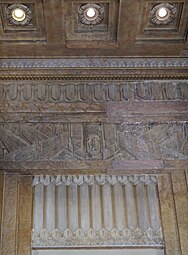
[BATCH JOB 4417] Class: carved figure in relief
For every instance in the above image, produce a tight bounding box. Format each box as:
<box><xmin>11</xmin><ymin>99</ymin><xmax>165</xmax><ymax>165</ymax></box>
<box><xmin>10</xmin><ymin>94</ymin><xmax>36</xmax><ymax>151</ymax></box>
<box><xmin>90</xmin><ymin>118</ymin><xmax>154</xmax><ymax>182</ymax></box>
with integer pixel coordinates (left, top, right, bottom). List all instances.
<box><xmin>87</xmin><ymin>134</ymin><xmax>101</xmax><ymax>157</ymax></box>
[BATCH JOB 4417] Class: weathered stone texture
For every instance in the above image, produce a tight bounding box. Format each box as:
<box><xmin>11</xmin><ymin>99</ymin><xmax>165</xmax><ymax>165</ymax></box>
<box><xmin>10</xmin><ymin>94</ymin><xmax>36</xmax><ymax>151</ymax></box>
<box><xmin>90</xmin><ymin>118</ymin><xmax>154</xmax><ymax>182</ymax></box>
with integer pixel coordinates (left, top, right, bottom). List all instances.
<box><xmin>0</xmin><ymin>123</ymin><xmax>187</xmax><ymax>163</ymax></box>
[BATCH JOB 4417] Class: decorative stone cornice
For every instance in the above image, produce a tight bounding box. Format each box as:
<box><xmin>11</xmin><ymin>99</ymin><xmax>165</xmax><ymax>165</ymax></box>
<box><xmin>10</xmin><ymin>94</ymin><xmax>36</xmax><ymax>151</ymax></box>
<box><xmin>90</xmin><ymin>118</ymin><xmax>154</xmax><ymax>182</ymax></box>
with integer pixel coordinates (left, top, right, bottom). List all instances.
<box><xmin>0</xmin><ymin>74</ymin><xmax>188</xmax><ymax>80</ymax></box>
<box><xmin>0</xmin><ymin>58</ymin><xmax>187</xmax><ymax>69</ymax></box>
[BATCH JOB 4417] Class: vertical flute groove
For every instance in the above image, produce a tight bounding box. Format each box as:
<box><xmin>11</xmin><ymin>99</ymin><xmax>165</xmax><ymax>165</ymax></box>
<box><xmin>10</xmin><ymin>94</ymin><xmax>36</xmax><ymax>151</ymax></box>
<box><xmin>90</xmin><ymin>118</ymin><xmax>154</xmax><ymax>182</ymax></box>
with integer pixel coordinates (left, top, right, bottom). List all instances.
<box><xmin>145</xmin><ymin>184</ymin><xmax>151</xmax><ymax>228</ymax></box>
<box><xmin>122</xmin><ymin>184</ymin><xmax>127</xmax><ymax>228</ymax></box>
<box><xmin>77</xmin><ymin>185</ymin><xmax>81</xmax><ymax>229</ymax></box>
<box><xmin>43</xmin><ymin>186</ymin><xmax>46</xmax><ymax>230</ymax></box>
<box><xmin>111</xmin><ymin>185</ymin><xmax>116</xmax><ymax>228</ymax></box>
<box><xmin>89</xmin><ymin>185</ymin><xmax>93</xmax><ymax>229</ymax></box>
<box><xmin>66</xmin><ymin>185</ymin><xmax>69</xmax><ymax>229</ymax></box>
<box><xmin>134</xmin><ymin>184</ymin><xmax>139</xmax><ymax>229</ymax></box>
<box><xmin>55</xmin><ymin>185</ymin><xmax>58</xmax><ymax>229</ymax></box>
<box><xmin>31</xmin><ymin>174</ymin><xmax>164</xmax><ymax>248</ymax></box>
<box><xmin>100</xmin><ymin>185</ymin><xmax>104</xmax><ymax>228</ymax></box>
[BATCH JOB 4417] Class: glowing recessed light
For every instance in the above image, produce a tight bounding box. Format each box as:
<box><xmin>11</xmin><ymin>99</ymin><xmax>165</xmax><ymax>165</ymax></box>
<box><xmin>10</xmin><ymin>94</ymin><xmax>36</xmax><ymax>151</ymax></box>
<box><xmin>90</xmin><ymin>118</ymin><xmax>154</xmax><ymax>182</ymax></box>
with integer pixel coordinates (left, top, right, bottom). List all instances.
<box><xmin>12</xmin><ymin>8</ymin><xmax>26</xmax><ymax>22</ymax></box>
<box><xmin>157</xmin><ymin>7</ymin><xmax>169</xmax><ymax>20</ymax></box>
<box><xmin>86</xmin><ymin>7</ymin><xmax>97</xmax><ymax>19</ymax></box>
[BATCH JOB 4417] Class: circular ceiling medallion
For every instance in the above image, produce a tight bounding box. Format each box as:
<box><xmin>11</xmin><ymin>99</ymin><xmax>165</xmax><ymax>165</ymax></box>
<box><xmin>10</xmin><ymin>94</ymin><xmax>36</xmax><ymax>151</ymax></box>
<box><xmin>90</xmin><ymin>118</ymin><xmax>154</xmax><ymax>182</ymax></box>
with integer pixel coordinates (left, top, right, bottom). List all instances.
<box><xmin>12</xmin><ymin>8</ymin><xmax>26</xmax><ymax>22</ymax></box>
<box><xmin>6</xmin><ymin>4</ymin><xmax>32</xmax><ymax>25</ymax></box>
<box><xmin>85</xmin><ymin>7</ymin><xmax>98</xmax><ymax>20</ymax></box>
<box><xmin>150</xmin><ymin>3</ymin><xmax>176</xmax><ymax>25</ymax></box>
<box><xmin>157</xmin><ymin>7</ymin><xmax>169</xmax><ymax>20</ymax></box>
<box><xmin>78</xmin><ymin>4</ymin><xmax>104</xmax><ymax>26</ymax></box>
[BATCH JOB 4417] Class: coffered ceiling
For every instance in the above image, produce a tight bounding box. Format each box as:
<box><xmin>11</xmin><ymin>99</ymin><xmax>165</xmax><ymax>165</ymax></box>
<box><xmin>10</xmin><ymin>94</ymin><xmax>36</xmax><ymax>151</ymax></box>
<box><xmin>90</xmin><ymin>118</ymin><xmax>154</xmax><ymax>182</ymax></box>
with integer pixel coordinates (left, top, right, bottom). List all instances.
<box><xmin>0</xmin><ymin>0</ymin><xmax>187</xmax><ymax>57</ymax></box>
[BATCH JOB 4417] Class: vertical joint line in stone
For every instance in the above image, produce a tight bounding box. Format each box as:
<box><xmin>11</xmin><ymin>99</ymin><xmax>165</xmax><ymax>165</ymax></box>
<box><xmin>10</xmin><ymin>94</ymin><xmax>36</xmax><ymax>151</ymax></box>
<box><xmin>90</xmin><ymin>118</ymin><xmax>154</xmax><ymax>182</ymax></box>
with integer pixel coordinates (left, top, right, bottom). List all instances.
<box><xmin>155</xmin><ymin>181</ymin><xmax>162</xmax><ymax>228</ymax></box>
<box><xmin>16</xmin><ymin>174</ymin><xmax>20</xmax><ymax>255</ymax></box>
<box><xmin>183</xmin><ymin>170</ymin><xmax>188</xmax><ymax>197</ymax></box>
<box><xmin>156</xmin><ymin>175</ymin><xmax>165</xmax><ymax>242</ymax></box>
<box><xmin>170</xmin><ymin>173</ymin><xmax>183</xmax><ymax>255</ymax></box>
<box><xmin>0</xmin><ymin>174</ymin><xmax>5</xmax><ymax>252</ymax></box>
<box><xmin>32</xmin><ymin>177</ymin><xmax>35</xmax><ymax>233</ymax></box>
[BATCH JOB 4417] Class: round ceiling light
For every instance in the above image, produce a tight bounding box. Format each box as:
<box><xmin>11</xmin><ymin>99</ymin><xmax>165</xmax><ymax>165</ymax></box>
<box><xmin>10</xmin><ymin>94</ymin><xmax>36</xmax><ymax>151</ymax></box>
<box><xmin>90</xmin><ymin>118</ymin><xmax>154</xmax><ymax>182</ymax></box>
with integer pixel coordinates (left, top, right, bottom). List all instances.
<box><xmin>85</xmin><ymin>7</ymin><xmax>97</xmax><ymax>20</ymax></box>
<box><xmin>12</xmin><ymin>8</ymin><xmax>26</xmax><ymax>22</ymax></box>
<box><xmin>79</xmin><ymin>3</ymin><xmax>104</xmax><ymax>25</ymax></box>
<box><xmin>156</xmin><ymin>7</ymin><xmax>169</xmax><ymax>20</ymax></box>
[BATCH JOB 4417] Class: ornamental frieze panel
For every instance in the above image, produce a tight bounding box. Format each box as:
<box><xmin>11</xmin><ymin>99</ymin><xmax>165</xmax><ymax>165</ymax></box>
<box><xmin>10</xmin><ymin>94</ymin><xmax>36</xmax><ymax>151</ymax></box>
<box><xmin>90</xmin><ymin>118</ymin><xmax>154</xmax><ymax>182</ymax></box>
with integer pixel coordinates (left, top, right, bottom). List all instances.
<box><xmin>0</xmin><ymin>81</ymin><xmax>188</xmax><ymax>105</ymax></box>
<box><xmin>0</xmin><ymin>58</ymin><xmax>187</xmax><ymax>68</ymax></box>
<box><xmin>0</xmin><ymin>123</ymin><xmax>187</xmax><ymax>162</ymax></box>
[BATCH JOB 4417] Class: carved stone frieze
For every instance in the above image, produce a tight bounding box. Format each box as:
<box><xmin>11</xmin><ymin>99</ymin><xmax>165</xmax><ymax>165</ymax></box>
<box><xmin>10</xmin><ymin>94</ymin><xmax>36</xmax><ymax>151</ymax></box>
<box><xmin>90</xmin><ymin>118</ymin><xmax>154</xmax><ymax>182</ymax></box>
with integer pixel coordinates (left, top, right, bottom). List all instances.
<box><xmin>32</xmin><ymin>227</ymin><xmax>163</xmax><ymax>247</ymax></box>
<box><xmin>133</xmin><ymin>81</ymin><xmax>188</xmax><ymax>100</ymax></box>
<box><xmin>0</xmin><ymin>58</ymin><xmax>187</xmax><ymax>69</ymax></box>
<box><xmin>32</xmin><ymin>174</ymin><xmax>157</xmax><ymax>186</ymax></box>
<box><xmin>0</xmin><ymin>81</ymin><xmax>188</xmax><ymax>104</ymax></box>
<box><xmin>0</xmin><ymin>123</ymin><xmax>187</xmax><ymax>161</ymax></box>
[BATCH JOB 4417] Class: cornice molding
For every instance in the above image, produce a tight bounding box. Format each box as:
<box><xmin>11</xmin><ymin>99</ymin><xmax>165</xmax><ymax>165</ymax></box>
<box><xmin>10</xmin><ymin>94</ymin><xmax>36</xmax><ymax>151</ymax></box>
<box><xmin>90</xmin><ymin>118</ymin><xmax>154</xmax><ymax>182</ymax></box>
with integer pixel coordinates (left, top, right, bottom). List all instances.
<box><xmin>0</xmin><ymin>74</ymin><xmax>188</xmax><ymax>81</ymax></box>
<box><xmin>0</xmin><ymin>57</ymin><xmax>187</xmax><ymax>69</ymax></box>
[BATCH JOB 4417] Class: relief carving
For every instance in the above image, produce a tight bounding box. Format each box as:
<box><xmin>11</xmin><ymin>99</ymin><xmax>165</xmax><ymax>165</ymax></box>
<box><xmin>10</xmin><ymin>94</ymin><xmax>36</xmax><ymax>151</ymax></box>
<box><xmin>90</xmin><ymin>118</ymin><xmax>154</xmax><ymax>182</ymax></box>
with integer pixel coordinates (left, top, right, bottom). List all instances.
<box><xmin>0</xmin><ymin>58</ymin><xmax>187</xmax><ymax>68</ymax></box>
<box><xmin>85</xmin><ymin>124</ymin><xmax>102</xmax><ymax>159</ymax></box>
<box><xmin>78</xmin><ymin>3</ymin><xmax>104</xmax><ymax>26</ymax></box>
<box><xmin>32</xmin><ymin>174</ymin><xmax>163</xmax><ymax>248</ymax></box>
<box><xmin>150</xmin><ymin>3</ymin><xmax>176</xmax><ymax>25</ymax></box>
<box><xmin>0</xmin><ymin>81</ymin><xmax>188</xmax><ymax>104</ymax></box>
<box><xmin>86</xmin><ymin>134</ymin><xmax>101</xmax><ymax>158</ymax></box>
<box><xmin>6</xmin><ymin>4</ymin><xmax>32</xmax><ymax>26</ymax></box>
<box><xmin>0</xmin><ymin>123</ymin><xmax>187</xmax><ymax>162</ymax></box>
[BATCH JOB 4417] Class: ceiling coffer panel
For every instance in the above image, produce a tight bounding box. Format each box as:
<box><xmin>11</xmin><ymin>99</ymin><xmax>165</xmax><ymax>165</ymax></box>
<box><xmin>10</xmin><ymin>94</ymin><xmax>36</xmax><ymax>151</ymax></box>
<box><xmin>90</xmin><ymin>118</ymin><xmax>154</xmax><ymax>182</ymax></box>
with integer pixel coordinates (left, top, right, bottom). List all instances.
<box><xmin>137</xmin><ymin>1</ymin><xmax>187</xmax><ymax>43</ymax></box>
<box><xmin>0</xmin><ymin>0</ymin><xmax>46</xmax><ymax>42</ymax></box>
<box><xmin>0</xmin><ymin>0</ymin><xmax>187</xmax><ymax>56</ymax></box>
<box><xmin>64</xmin><ymin>0</ymin><xmax>120</xmax><ymax>48</ymax></box>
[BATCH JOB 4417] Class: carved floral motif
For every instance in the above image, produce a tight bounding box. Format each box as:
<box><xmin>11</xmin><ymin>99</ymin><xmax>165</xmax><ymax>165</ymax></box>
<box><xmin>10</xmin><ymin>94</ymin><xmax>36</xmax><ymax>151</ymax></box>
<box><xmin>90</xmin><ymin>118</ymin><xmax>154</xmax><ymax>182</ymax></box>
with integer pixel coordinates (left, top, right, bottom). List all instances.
<box><xmin>150</xmin><ymin>3</ymin><xmax>176</xmax><ymax>25</ymax></box>
<box><xmin>6</xmin><ymin>4</ymin><xmax>32</xmax><ymax>26</ymax></box>
<box><xmin>78</xmin><ymin>3</ymin><xmax>104</xmax><ymax>26</ymax></box>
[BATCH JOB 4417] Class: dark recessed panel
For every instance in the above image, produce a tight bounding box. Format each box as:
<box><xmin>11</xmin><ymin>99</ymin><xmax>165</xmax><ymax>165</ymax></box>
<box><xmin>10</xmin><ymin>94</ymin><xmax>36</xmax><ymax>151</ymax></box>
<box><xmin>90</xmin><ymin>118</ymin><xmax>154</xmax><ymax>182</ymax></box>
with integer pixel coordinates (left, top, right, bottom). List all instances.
<box><xmin>136</xmin><ymin>1</ymin><xmax>188</xmax><ymax>43</ymax></box>
<box><xmin>64</xmin><ymin>0</ymin><xmax>120</xmax><ymax>48</ymax></box>
<box><xmin>0</xmin><ymin>0</ymin><xmax>187</xmax><ymax>56</ymax></box>
<box><xmin>0</xmin><ymin>0</ymin><xmax>46</xmax><ymax>42</ymax></box>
